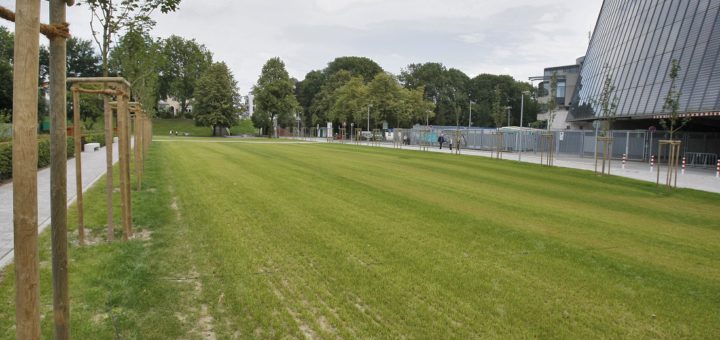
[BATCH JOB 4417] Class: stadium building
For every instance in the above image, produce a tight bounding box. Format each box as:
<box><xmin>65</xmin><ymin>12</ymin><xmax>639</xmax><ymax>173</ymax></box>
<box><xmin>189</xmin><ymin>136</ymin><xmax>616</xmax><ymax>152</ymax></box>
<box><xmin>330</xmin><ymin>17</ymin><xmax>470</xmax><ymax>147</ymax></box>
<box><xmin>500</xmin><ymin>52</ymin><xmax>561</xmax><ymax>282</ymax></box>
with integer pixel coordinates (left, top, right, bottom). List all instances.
<box><xmin>568</xmin><ymin>0</ymin><xmax>720</xmax><ymax>131</ymax></box>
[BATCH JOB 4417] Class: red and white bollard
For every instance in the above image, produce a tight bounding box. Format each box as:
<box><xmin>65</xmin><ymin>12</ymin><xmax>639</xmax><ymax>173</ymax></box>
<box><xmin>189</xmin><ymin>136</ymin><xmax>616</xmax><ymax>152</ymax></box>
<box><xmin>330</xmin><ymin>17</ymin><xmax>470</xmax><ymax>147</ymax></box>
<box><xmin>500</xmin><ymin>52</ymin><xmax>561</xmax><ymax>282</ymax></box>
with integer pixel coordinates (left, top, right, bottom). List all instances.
<box><xmin>622</xmin><ymin>154</ymin><xmax>627</xmax><ymax>169</ymax></box>
<box><xmin>682</xmin><ymin>156</ymin><xmax>686</xmax><ymax>174</ymax></box>
<box><xmin>651</xmin><ymin>155</ymin><xmax>655</xmax><ymax>171</ymax></box>
<box><xmin>716</xmin><ymin>159</ymin><xmax>719</xmax><ymax>178</ymax></box>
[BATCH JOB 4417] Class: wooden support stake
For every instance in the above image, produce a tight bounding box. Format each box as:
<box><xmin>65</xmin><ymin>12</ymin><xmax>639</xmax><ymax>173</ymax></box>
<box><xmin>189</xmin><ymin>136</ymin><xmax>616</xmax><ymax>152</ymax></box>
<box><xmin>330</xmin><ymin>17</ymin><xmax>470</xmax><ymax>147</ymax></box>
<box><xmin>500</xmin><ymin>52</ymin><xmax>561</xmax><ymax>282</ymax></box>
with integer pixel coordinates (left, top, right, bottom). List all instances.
<box><xmin>104</xmin><ymin>95</ymin><xmax>114</xmax><ymax>241</ymax></box>
<box><xmin>117</xmin><ymin>96</ymin><xmax>130</xmax><ymax>239</ymax></box>
<box><xmin>117</xmin><ymin>91</ymin><xmax>133</xmax><ymax>238</ymax></box>
<box><xmin>13</xmin><ymin>0</ymin><xmax>42</xmax><ymax>337</ymax></box>
<box><xmin>72</xmin><ymin>86</ymin><xmax>85</xmax><ymax>245</ymax></box>
<box><xmin>124</xmin><ymin>98</ymin><xmax>133</xmax><ymax>235</ymax></box>
<box><xmin>133</xmin><ymin>114</ymin><xmax>141</xmax><ymax>190</ymax></box>
<box><xmin>49</xmin><ymin>0</ymin><xmax>70</xmax><ymax>337</ymax></box>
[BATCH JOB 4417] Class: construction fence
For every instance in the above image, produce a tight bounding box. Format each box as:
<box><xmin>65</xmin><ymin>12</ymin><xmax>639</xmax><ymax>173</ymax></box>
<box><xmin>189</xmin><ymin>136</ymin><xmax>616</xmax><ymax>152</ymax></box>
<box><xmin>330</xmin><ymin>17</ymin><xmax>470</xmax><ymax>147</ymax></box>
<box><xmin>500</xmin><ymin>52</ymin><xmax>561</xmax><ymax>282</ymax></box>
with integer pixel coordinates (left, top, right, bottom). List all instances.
<box><xmin>405</xmin><ymin>126</ymin><xmax>719</xmax><ymax>166</ymax></box>
<box><xmin>290</xmin><ymin>125</ymin><xmax>719</xmax><ymax>168</ymax></box>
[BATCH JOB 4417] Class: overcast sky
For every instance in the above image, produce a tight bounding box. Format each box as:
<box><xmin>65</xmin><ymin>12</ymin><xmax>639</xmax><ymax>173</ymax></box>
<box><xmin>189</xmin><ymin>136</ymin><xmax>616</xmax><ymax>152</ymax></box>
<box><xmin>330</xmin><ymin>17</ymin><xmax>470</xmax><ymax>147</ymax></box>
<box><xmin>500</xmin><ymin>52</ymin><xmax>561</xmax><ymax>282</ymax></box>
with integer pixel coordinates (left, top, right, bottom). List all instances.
<box><xmin>3</xmin><ymin>0</ymin><xmax>603</xmax><ymax>94</ymax></box>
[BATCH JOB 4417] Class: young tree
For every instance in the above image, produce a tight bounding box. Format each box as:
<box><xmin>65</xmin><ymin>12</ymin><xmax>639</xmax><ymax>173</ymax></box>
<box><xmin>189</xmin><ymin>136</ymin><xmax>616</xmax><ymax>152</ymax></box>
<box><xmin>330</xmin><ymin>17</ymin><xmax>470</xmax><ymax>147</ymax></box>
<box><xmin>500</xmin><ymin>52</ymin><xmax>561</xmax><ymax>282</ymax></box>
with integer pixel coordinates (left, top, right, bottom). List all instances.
<box><xmin>158</xmin><ymin>35</ymin><xmax>213</xmax><ymax>115</ymax></box>
<box><xmin>660</xmin><ymin>59</ymin><xmax>687</xmax><ymax>140</ymax></box>
<box><xmin>83</xmin><ymin>0</ymin><xmax>181</xmax><ymax>76</ymax></box>
<box><xmin>252</xmin><ymin>57</ymin><xmax>300</xmax><ymax>137</ymax></box>
<box><xmin>491</xmin><ymin>86</ymin><xmax>505</xmax><ymax>128</ymax></box>
<box><xmin>193</xmin><ymin>62</ymin><xmax>240</xmax><ymax>136</ymax></box>
<box><xmin>596</xmin><ymin>73</ymin><xmax>619</xmax><ymax>136</ymax></box>
<box><xmin>546</xmin><ymin>71</ymin><xmax>558</xmax><ymax>130</ymax></box>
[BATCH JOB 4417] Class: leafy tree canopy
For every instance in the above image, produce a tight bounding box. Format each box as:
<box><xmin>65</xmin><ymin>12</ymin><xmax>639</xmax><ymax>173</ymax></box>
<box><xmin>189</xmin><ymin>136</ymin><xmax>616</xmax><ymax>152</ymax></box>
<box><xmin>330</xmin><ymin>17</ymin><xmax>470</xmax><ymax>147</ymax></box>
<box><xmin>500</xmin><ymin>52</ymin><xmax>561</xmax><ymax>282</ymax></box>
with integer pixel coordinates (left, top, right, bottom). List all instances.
<box><xmin>158</xmin><ymin>35</ymin><xmax>213</xmax><ymax>114</ymax></box>
<box><xmin>194</xmin><ymin>62</ymin><xmax>241</xmax><ymax>135</ymax></box>
<box><xmin>324</xmin><ymin>56</ymin><xmax>383</xmax><ymax>83</ymax></box>
<box><xmin>252</xmin><ymin>57</ymin><xmax>301</xmax><ymax>135</ymax></box>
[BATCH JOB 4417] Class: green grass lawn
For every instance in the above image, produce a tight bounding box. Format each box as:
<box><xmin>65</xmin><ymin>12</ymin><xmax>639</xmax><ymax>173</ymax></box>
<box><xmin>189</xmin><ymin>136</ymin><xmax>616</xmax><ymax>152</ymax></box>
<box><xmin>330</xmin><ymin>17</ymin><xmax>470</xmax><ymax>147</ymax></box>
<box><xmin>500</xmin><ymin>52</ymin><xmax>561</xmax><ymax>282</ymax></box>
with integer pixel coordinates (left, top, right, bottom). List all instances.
<box><xmin>1</xmin><ymin>140</ymin><xmax>719</xmax><ymax>338</ymax></box>
<box><xmin>153</xmin><ymin>118</ymin><xmax>255</xmax><ymax>137</ymax></box>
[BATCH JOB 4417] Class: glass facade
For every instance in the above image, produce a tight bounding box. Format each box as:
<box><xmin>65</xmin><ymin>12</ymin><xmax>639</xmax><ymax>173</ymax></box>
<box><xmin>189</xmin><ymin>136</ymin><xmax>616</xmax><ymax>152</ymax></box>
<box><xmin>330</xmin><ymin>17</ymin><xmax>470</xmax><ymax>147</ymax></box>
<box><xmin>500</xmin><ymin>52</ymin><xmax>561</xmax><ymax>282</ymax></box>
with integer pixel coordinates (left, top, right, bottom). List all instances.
<box><xmin>570</xmin><ymin>0</ymin><xmax>720</xmax><ymax>121</ymax></box>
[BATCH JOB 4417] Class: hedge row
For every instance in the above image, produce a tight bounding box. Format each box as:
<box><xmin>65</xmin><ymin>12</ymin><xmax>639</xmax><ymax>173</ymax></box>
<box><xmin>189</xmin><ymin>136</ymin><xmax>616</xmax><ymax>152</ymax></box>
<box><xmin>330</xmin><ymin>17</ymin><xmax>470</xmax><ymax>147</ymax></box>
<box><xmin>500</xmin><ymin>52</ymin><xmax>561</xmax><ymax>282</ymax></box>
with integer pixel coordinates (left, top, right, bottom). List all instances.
<box><xmin>0</xmin><ymin>133</ymin><xmax>106</xmax><ymax>181</ymax></box>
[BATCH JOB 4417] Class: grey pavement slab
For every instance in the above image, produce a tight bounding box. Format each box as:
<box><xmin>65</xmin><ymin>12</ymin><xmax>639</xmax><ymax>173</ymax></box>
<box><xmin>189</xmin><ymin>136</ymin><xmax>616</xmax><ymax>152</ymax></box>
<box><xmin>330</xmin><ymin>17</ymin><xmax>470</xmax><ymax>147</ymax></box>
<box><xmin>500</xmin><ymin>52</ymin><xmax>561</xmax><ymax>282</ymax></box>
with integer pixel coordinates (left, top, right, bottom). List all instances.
<box><xmin>0</xmin><ymin>141</ymin><xmax>122</xmax><ymax>269</ymax></box>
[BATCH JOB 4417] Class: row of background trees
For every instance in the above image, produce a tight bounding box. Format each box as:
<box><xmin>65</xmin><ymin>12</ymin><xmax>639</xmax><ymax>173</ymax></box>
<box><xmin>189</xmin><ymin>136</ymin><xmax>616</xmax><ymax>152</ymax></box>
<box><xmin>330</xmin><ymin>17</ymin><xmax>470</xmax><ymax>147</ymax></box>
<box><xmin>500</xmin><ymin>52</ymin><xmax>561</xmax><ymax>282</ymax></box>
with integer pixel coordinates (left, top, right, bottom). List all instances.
<box><xmin>0</xmin><ymin>0</ymin><xmax>242</xmax><ymax>135</ymax></box>
<box><xmin>252</xmin><ymin>56</ymin><xmax>540</xmax><ymax>135</ymax></box>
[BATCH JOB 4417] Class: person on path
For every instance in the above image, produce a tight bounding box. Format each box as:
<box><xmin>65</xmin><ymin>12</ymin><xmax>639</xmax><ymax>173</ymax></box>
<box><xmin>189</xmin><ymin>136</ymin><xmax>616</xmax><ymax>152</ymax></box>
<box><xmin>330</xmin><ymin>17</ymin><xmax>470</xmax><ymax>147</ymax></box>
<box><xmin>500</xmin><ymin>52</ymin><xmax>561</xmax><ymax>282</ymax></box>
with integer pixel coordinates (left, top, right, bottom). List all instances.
<box><xmin>438</xmin><ymin>134</ymin><xmax>445</xmax><ymax>149</ymax></box>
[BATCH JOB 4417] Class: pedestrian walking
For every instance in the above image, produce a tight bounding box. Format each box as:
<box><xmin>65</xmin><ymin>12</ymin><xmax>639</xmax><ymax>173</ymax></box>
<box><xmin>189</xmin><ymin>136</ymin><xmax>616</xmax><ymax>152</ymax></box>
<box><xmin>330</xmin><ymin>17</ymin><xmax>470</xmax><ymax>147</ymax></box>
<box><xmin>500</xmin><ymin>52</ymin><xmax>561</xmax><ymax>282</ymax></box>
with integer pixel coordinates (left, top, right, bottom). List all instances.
<box><xmin>438</xmin><ymin>134</ymin><xmax>445</xmax><ymax>149</ymax></box>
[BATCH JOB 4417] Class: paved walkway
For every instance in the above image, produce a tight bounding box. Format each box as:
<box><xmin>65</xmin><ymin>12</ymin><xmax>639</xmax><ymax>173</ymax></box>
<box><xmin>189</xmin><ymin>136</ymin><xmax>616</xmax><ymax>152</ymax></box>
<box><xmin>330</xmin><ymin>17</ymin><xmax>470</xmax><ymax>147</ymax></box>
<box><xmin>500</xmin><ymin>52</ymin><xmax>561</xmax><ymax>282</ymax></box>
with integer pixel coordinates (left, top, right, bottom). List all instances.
<box><xmin>304</xmin><ymin>138</ymin><xmax>720</xmax><ymax>194</ymax></box>
<box><xmin>0</xmin><ymin>142</ymin><xmax>121</xmax><ymax>268</ymax></box>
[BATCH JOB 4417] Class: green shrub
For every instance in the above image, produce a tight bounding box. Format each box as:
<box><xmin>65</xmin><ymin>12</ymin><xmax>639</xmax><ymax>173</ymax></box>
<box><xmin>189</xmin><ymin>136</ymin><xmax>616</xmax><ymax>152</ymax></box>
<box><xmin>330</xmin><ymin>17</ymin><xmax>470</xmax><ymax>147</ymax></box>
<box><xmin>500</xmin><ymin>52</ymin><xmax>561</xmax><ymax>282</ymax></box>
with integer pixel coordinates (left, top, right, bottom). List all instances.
<box><xmin>0</xmin><ymin>136</ymin><xmax>83</xmax><ymax>181</ymax></box>
<box><xmin>0</xmin><ymin>143</ymin><xmax>10</xmax><ymax>181</ymax></box>
<box><xmin>37</xmin><ymin>138</ymin><xmax>51</xmax><ymax>169</ymax></box>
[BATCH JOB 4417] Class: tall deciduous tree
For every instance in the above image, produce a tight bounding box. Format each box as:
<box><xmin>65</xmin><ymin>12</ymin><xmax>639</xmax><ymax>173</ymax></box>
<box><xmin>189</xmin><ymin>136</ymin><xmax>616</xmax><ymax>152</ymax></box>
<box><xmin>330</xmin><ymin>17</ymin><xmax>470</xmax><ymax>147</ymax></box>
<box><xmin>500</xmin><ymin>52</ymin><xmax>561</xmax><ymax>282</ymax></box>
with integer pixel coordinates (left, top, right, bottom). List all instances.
<box><xmin>324</xmin><ymin>56</ymin><xmax>383</xmax><ymax>83</ymax></box>
<box><xmin>83</xmin><ymin>0</ymin><xmax>181</xmax><ymax>76</ymax></box>
<box><xmin>66</xmin><ymin>37</ymin><xmax>102</xmax><ymax>77</ymax></box>
<box><xmin>399</xmin><ymin>62</ymin><xmax>469</xmax><ymax>126</ymax></box>
<box><xmin>295</xmin><ymin>70</ymin><xmax>325</xmax><ymax>125</ymax></box>
<box><xmin>367</xmin><ymin>72</ymin><xmax>406</xmax><ymax>128</ymax></box>
<box><xmin>158</xmin><ymin>35</ymin><xmax>213</xmax><ymax>115</ymax></box>
<box><xmin>310</xmin><ymin>70</ymin><xmax>353</xmax><ymax>125</ymax></box>
<box><xmin>252</xmin><ymin>57</ymin><xmax>300</xmax><ymax>137</ymax></box>
<box><xmin>110</xmin><ymin>30</ymin><xmax>162</xmax><ymax>115</ymax></box>
<box><xmin>194</xmin><ymin>62</ymin><xmax>240</xmax><ymax>136</ymax></box>
<box><xmin>329</xmin><ymin>76</ymin><xmax>369</xmax><ymax>126</ymax></box>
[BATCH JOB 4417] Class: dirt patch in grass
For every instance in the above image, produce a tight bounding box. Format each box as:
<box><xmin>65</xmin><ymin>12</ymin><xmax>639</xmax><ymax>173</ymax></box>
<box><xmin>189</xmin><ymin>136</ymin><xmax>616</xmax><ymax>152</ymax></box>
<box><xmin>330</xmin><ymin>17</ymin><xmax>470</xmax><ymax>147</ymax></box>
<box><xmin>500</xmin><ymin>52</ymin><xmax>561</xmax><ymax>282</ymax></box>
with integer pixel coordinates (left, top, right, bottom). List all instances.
<box><xmin>92</xmin><ymin>312</ymin><xmax>109</xmax><ymax>324</ymax></box>
<box><xmin>131</xmin><ymin>229</ymin><xmax>153</xmax><ymax>242</ymax></box>
<box><xmin>198</xmin><ymin>304</ymin><xmax>217</xmax><ymax>340</ymax></box>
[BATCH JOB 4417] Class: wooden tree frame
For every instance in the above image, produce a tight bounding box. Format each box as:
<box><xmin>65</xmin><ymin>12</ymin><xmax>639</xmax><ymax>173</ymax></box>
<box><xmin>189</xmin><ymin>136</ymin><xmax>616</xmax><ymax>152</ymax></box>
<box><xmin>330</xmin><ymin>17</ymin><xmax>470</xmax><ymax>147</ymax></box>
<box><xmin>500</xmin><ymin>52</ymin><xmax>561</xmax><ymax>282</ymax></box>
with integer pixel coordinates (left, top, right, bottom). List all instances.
<box><xmin>68</xmin><ymin>77</ymin><xmax>134</xmax><ymax>242</ymax></box>
<box><xmin>372</xmin><ymin>128</ymin><xmax>382</xmax><ymax>147</ymax></box>
<box><xmin>419</xmin><ymin>128</ymin><xmax>431</xmax><ymax>151</ymax></box>
<box><xmin>393</xmin><ymin>129</ymin><xmax>404</xmax><ymax>149</ymax></box>
<box><xmin>453</xmin><ymin>130</ymin><xmax>463</xmax><ymax>155</ymax></box>
<box><xmin>338</xmin><ymin>128</ymin><xmax>347</xmax><ymax>144</ymax></box>
<box><xmin>355</xmin><ymin>128</ymin><xmax>362</xmax><ymax>145</ymax></box>
<box><xmin>540</xmin><ymin>133</ymin><xmax>555</xmax><ymax>166</ymax></box>
<box><xmin>657</xmin><ymin>140</ymin><xmax>682</xmax><ymax>188</ymax></box>
<box><xmin>492</xmin><ymin>131</ymin><xmax>504</xmax><ymax>159</ymax></box>
<box><xmin>594</xmin><ymin>136</ymin><xmax>614</xmax><ymax>175</ymax></box>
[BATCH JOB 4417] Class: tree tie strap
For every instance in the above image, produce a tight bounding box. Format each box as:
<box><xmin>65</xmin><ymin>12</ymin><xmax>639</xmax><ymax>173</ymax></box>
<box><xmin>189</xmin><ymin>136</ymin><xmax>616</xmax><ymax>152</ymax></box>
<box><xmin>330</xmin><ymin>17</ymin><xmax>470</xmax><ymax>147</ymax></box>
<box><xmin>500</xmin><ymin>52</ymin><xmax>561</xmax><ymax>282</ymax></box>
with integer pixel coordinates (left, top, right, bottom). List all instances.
<box><xmin>0</xmin><ymin>6</ymin><xmax>71</xmax><ymax>40</ymax></box>
<box><xmin>41</xmin><ymin>22</ymin><xmax>71</xmax><ymax>40</ymax></box>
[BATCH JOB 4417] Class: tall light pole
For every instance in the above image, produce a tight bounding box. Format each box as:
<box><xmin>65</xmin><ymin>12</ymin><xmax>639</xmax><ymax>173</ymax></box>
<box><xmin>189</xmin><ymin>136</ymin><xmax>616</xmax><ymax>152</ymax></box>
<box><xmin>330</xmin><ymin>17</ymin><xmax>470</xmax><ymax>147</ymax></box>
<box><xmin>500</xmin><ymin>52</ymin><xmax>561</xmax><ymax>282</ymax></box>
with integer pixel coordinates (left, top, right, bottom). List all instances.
<box><xmin>469</xmin><ymin>100</ymin><xmax>475</xmax><ymax>128</ymax></box>
<box><xmin>367</xmin><ymin>103</ymin><xmax>373</xmax><ymax>132</ymax></box>
<box><xmin>519</xmin><ymin>91</ymin><xmax>529</xmax><ymax>161</ymax></box>
<box><xmin>506</xmin><ymin>106</ymin><xmax>512</xmax><ymax>127</ymax></box>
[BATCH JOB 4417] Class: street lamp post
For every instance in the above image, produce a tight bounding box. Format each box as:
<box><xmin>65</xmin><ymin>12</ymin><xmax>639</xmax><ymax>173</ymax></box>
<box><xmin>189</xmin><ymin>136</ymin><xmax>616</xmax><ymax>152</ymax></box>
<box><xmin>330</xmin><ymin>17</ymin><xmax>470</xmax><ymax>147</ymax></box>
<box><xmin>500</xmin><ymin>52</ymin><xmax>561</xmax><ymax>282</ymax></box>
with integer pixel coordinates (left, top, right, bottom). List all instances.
<box><xmin>506</xmin><ymin>106</ymin><xmax>512</xmax><ymax>127</ymax></box>
<box><xmin>469</xmin><ymin>100</ymin><xmax>475</xmax><ymax>128</ymax></box>
<box><xmin>519</xmin><ymin>91</ymin><xmax>529</xmax><ymax>161</ymax></box>
<box><xmin>367</xmin><ymin>103</ymin><xmax>373</xmax><ymax>133</ymax></box>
